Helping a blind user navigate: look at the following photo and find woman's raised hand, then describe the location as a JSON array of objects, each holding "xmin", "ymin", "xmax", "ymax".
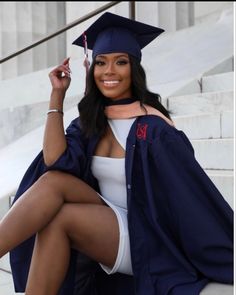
[{"xmin": 49, "ymin": 57, "xmax": 71, "ymax": 92}]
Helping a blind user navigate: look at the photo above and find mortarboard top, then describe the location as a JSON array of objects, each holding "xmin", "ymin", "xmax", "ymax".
[{"xmin": 72, "ymin": 12, "xmax": 164, "ymax": 61}]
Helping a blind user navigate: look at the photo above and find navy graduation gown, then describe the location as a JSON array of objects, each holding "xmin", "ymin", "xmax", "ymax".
[{"xmin": 10, "ymin": 115, "xmax": 233, "ymax": 295}]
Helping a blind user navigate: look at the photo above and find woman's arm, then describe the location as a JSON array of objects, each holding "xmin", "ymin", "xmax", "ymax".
[{"xmin": 43, "ymin": 58, "xmax": 71, "ymax": 166}]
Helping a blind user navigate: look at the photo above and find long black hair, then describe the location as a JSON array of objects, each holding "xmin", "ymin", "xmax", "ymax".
[{"xmin": 78, "ymin": 55, "xmax": 171, "ymax": 137}]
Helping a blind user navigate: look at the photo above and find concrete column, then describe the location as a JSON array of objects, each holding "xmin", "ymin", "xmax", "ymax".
[
  {"xmin": 16, "ymin": 2, "xmax": 33, "ymax": 75},
  {"xmin": 110, "ymin": 2, "xmax": 129, "ymax": 18},
  {"xmin": 135, "ymin": 2, "xmax": 159, "ymax": 26},
  {"xmin": 55, "ymin": 2, "xmax": 67, "ymax": 64},
  {"xmin": 0, "ymin": 2, "xmax": 3, "ymax": 80},
  {"xmin": 66, "ymin": 2, "xmax": 105, "ymax": 60},
  {"xmin": 1, "ymin": 2, "xmax": 67, "ymax": 79},
  {"xmin": 158, "ymin": 2, "xmax": 177, "ymax": 32},
  {"xmin": 46, "ymin": 2, "xmax": 66, "ymax": 68},
  {"xmin": 194, "ymin": 2, "xmax": 233, "ymax": 24},
  {"xmin": 32, "ymin": 2, "xmax": 47, "ymax": 71},
  {"xmin": 0, "ymin": 2, "xmax": 18, "ymax": 79},
  {"xmin": 176, "ymin": 2, "xmax": 195, "ymax": 29},
  {"xmin": 189, "ymin": 2, "xmax": 195, "ymax": 27}
]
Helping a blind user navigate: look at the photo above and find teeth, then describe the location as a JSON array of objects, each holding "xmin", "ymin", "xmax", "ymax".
[{"xmin": 103, "ymin": 80, "xmax": 119, "ymax": 85}]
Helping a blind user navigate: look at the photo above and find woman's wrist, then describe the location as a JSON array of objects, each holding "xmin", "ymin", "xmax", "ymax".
[
  {"xmin": 51, "ymin": 88, "xmax": 66, "ymax": 98},
  {"xmin": 49, "ymin": 88, "xmax": 65, "ymax": 110},
  {"xmin": 47, "ymin": 109, "xmax": 64, "ymax": 115}
]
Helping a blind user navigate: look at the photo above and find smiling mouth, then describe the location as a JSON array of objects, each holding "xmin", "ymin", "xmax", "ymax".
[{"xmin": 103, "ymin": 80, "xmax": 120, "ymax": 86}]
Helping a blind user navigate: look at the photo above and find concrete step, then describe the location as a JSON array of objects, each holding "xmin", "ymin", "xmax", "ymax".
[
  {"xmin": 0, "ymin": 270, "xmax": 16, "ymax": 295},
  {"xmin": 221, "ymin": 110, "xmax": 234, "ymax": 138},
  {"xmin": 203, "ymin": 56, "xmax": 234, "ymax": 76},
  {"xmin": 0, "ymin": 95, "xmax": 81, "ymax": 149},
  {"xmin": 202, "ymin": 71, "xmax": 234, "ymax": 92},
  {"xmin": 206, "ymin": 169, "xmax": 233, "ymax": 208},
  {"xmin": 173, "ymin": 110, "xmax": 233, "ymax": 139},
  {"xmin": 200, "ymin": 282, "xmax": 233, "ymax": 295},
  {"xmin": 0, "ymin": 254, "xmax": 11, "ymax": 273},
  {"xmin": 150, "ymin": 78, "xmax": 201, "ymax": 102},
  {"xmin": 150, "ymin": 57, "xmax": 233, "ymax": 103},
  {"xmin": 191, "ymin": 138, "xmax": 233, "ymax": 170},
  {"xmin": 168, "ymin": 90, "xmax": 233, "ymax": 116},
  {"xmin": 0, "ymin": 195, "xmax": 11, "ymax": 221},
  {"xmin": 0, "ymin": 255, "xmax": 18, "ymax": 295}
]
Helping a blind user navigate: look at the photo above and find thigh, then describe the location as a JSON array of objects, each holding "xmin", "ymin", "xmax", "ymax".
[
  {"xmin": 39, "ymin": 171, "xmax": 104, "ymax": 205},
  {"xmin": 55, "ymin": 203, "xmax": 119, "ymax": 268}
]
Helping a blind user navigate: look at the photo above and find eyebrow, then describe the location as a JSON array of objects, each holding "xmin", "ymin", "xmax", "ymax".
[{"xmin": 96, "ymin": 54, "xmax": 129, "ymax": 59}]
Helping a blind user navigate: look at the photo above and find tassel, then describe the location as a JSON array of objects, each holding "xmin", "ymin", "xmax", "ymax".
[{"xmin": 83, "ymin": 32, "xmax": 90, "ymax": 95}]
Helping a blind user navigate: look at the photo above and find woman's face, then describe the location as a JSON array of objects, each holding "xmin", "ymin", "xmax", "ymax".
[{"xmin": 94, "ymin": 52, "xmax": 132, "ymax": 100}]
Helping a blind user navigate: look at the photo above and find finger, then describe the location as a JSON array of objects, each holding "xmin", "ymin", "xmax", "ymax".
[
  {"xmin": 62, "ymin": 57, "xmax": 70, "ymax": 66},
  {"xmin": 62, "ymin": 65, "xmax": 72, "ymax": 76},
  {"xmin": 50, "ymin": 60, "xmax": 71, "ymax": 75},
  {"xmin": 63, "ymin": 58, "xmax": 73, "ymax": 74},
  {"xmin": 64, "ymin": 65, "xmax": 72, "ymax": 73},
  {"xmin": 61, "ymin": 62, "xmax": 72, "ymax": 74},
  {"xmin": 50, "ymin": 65, "xmax": 71, "ymax": 77}
]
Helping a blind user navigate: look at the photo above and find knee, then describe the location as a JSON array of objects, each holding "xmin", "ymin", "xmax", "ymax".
[
  {"xmin": 39, "ymin": 204, "xmax": 72, "ymax": 236},
  {"xmin": 37, "ymin": 171, "xmax": 66, "ymax": 191},
  {"xmin": 49, "ymin": 204, "xmax": 73, "ymax": 231},
  {"xmin": 39, "ymin": 170, "xmax": 64, "ymax": 183}
]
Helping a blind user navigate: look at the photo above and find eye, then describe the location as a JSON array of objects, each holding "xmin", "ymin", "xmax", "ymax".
[
  {"xmin": 95, "ymin": 60, "xmax": 105, "ymax": 66},
  {"xmin": 117, "ymin": 59, "xmax": 129, "ymax": 65}
]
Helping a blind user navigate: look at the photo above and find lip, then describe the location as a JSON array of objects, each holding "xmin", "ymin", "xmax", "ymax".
[{"xmin": 102, "ymin": 80, "xmax": 120, "ymax": 87}]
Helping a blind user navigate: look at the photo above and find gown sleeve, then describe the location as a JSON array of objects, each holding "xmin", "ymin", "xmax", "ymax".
[
  {"xmin": 149, "ymin": 124, "xmax": 233, "ymax": 284},
  {"xmin": 45, "ymin": 117, "xmax": 87, "ymax": 176},
  {"xmin": 13, "ymin": 117, "xmax": 87, "ymax": 202}
]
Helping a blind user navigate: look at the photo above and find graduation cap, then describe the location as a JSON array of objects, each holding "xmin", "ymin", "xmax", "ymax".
[{"xmin": 72, "ymin": 12, "xmax": 164, "ymax": 62}]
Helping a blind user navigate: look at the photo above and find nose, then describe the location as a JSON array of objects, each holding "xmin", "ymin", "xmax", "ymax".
[{"xmin": 104, "ymin": 61, "xmax": 115, "ymax": 75}]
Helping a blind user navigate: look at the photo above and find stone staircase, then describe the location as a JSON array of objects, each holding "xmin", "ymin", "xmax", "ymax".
[{"xmin": 170, "ymin": 71, "xmax": 234, "ymax": 209}]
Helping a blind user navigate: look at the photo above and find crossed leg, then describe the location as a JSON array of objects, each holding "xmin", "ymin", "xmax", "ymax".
[{"xmin": 0, "ymin": 171, "xmax": 119, "ymax": 295}]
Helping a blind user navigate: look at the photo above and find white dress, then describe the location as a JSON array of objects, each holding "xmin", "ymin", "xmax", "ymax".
[{"xmin": 91, "ymin": 118, "xmax": 135, "ymax": 275}]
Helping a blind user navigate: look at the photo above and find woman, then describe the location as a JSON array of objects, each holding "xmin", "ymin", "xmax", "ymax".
[{"xmin": 0, "ymin": 12, "xmax": 233, "ymax": 295}]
